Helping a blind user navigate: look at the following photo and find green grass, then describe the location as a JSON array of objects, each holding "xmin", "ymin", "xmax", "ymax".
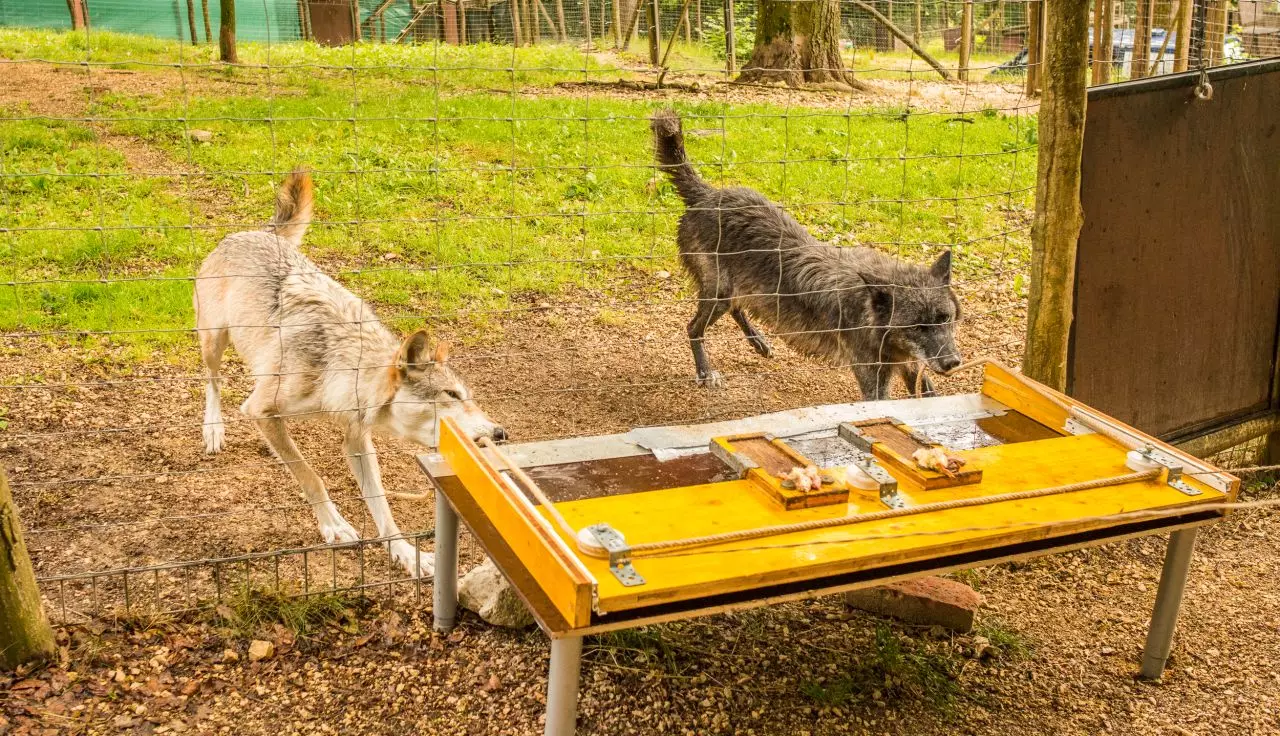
[
  {"xmin": 1, "ymin": 28, "xmax": 1035, "ymax": 358},
  {"xmin": 801, "ymin": 622, "xmax": 962, "ymax": 711},
  {"xmin": 214, "ymin": 589, "xmax": 363, "ymax": 637}
]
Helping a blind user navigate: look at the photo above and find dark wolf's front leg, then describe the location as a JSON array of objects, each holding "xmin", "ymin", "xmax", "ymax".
[
  {"xmin": 687, "ymin": 298, "xmax": 730, "ymax": 387},
  {"xmin": 901, "ymin": 363, "xmax": 937, "ymax": 397},
  {"xmin": 731, "ymin": 308, "xmax": 774, "ymax": 358},
  {"xmin": 853, "ymin": 363, "xmax": 894, "ymax": 402}
]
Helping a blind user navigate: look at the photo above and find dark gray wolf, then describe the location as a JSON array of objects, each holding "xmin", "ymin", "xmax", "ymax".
[
  {"xmin": 650, "ymin": 109, "xmax": 962, "ymax": 400},
  {"xmin": 194, "ymin": 170, "xmax": 504, "ymax": 577}
]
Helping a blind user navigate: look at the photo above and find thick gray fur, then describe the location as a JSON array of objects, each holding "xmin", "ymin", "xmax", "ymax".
[{"xmin": 650, "ymin": 109, "xmax": 963, "ymax": 400}]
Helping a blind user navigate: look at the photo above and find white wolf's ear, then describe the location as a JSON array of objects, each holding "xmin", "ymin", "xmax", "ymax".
[
  {"xmin": 432, "ymin": 341, "xmax": 451, "ymax": 363},
  {"xmin": 397, "ymin": 330, "xmax": 432, "ymax": 374},
  {"xmin": 930, "ymin": 249, "xmax": 952, "ymax": 285}
]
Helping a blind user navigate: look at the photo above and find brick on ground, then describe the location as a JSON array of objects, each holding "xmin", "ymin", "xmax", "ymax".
[{"xmin": 843, "ymin": 576, "xmax": 983, "ymax": 632}]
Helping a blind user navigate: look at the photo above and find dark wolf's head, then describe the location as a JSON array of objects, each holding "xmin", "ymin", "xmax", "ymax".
[{"xmin": 858, "ymin": 250, "xmax": 963, "ymax": 374}]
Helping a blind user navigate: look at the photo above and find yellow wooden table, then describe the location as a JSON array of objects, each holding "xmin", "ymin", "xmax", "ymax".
[{"xmin": 419, "ymin": 364, "xmax": 1236, "ymax": 736}]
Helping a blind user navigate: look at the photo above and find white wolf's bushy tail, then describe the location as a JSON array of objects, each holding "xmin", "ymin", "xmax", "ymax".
[{"xmin": 268, "ymin": 169, "xmax": 313, "ymax": 244}]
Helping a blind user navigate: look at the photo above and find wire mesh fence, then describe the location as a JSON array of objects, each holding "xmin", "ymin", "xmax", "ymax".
[{"xmin": 0, "ymin": 1, "xmax": 1275, "ymax": 628}]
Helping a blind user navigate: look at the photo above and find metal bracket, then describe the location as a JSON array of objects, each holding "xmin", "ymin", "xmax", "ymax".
[
  {"xmin": 709, "ymin": 439, "xmax": 760, "ymax": 478},
  {"xmin": 855, "ymin": 453, "xmax": 906, "ymax": 509},
  {"xmin": 586, "ymin": 523, "xmax": 646, "ymax": 587},
  {"xmin": 1136, "ymin": 446, "xmax": 1202, "ymax": 497},
  {"xmin": 1064, "ymin": 417, "xmax": 1096, "ymax": 436},
  {"xmin": 837, "ymin": 422, "xmax": 875, "ymax": 452}
]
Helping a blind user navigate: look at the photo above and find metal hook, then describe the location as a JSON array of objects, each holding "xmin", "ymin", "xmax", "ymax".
[{"xmin": 1194, "ymin": 67, "xmax": 1214, "ymax": 101}]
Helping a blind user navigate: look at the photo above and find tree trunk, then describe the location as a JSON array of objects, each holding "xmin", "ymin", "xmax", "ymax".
[
  {"xmin": 66, "ymin": 0, "xmax": 87, "ymax": 30},
  {"xmin": 1173, "ymin": 0, "xmax": 1192, "ymax": 72},
  {"xmin": 958, "ymin": 0, "xmax": 972, "ymax": 81},
  {"xmin": 738, "ymin": 0, "xmax": 863, "ymax": 89},
  {"xmin": 912, "ymin": 0, "xmax": 920, "ymax": 43},
  {"xmin": 612, "ymin": 0, "xmax": 623, "ymax": 46},
  {"xmin": 186, "ymin": 0, "xmax": 199, "ymax": 44},
  {"xmin": 1023, "ymin": 0, "xmax": 1089, "ymax": 391},
  {"xmin": 511, "ymin": 0, "xmax": 524, "ymax": 45},
  {"xmin": 0, "ymin": 468, "xmax": 56, "ymax": 671},
  {"xmin": 554, "ymin": 0, "xmax": 568, "ymax": 41},
  {"xmin": 1203, "ymin": 0, "xmax": 1226, "ymax": 66},
  {"xmin": 583, "ymin": 0, "xmax": 592, "ymax": 47},
  {"xmin": 1131, "ymin": 0, "xmax": 1152, "ymax": 78},
  {"xmin": 203, "ymin": 0, "xmax": 214, "ymax": 42},
  {"xmin": 219, "ymin": 0, "xmax": 238, "ymax": 63}
]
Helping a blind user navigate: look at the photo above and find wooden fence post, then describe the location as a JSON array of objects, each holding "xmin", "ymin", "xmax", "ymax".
[
  {"xmin": 958, "ymin": 0, "xmax": 972, "ymax": 81},
  {"xmin": 1, "ymin": 467, "xmax": 56, "ymax": 671},
  {"xmin": 1173, "ymin": 0, "xmax": 1192, "ymax": 72},
  {"xmin": 583, "ymin": 0, "xmax": 593, "ymax": 47},
  {"xmin": 219, "ymin": 0, "xmax": 238, "ymax": 62},
  {"xmin": 724, "ymin": 0, "xmax": 736, "ymax": 76},
  {"xmin": 1022, "ymin": 0, "xmax": 1089, "ymax": 390},
  {"xmin": 647, "ymin": 0, "xmax": 660, "ymax": 65},
  {"xmin": 1025, "ymin": 0, "xmax": 1041, "ymax": 96}
]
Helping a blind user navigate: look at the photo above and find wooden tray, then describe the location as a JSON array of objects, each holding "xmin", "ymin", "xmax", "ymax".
[
  {"xmin": 839, "ymin": 418, "xmax": 982, "ymax": 490},
  {"xmin": 710, "ymin": 433, "xmax": 850, "ymax": 510}
]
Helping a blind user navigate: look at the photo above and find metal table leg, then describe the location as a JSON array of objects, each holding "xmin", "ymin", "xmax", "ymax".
[
  {"xmin": 433, "ymin": 489, "xmax": 459, "ymax": 634},
  {"xmin": 544, "ymin": 635, "xmax": 583, "ymax": 736},
  {"xmin": 1139, "ymin": 528, "xmax": 1198, "ymax": 680}
]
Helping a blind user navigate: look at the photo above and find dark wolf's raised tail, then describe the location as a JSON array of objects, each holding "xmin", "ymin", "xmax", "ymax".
[
  {"xmin": 268, "ymin": 168, "xmax": 313, "ymax": 245},
  {"xmin": 650, "ymin": 110, "xmax": 713, "ymax": 204}
]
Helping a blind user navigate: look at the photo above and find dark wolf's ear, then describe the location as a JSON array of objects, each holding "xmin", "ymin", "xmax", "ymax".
[
  {"xmin": 929, "ymin": 249, "xmax": 952, "ymax": 285},
  {"xmin": 858, "ymin": 272, "xmax": 897, "ymax": 322},
  {"xmin": 397, "ymin": 330, "xmax": 432, "ymax": 374}
]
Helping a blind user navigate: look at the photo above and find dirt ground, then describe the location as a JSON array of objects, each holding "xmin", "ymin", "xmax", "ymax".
[{"xmin": 3, "ymin": 55, "xmax": 1279, "ymax": 736}]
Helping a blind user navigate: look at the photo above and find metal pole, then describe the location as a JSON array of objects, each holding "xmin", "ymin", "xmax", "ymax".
[
  {"xmin": 1139, "ymin": 528, "xmax": 1198, "ymax": 680},
  {"xmin": 432, "ymin": 489, "xmax": 459, "ymax": 633},
  {"xmin": 544, "ymin": 636, "xmax": 584, "ymax": 736}
]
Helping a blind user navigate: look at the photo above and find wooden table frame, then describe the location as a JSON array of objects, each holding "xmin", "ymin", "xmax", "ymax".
[{"xmin": 420, "ymin": 365, "xmax": 1235, "ymax": 735}]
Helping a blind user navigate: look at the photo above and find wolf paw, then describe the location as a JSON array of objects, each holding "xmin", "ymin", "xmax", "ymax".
[
  {"xmin": 319, "ymin": 520, "xmax": 361, "ymax": 545},
  {"xmin": 697, "ymin": 370, "xmax": 725, "ymax": 389},
  {"xmin": 203, "ymin": 423, "xmax": 225, "ymax": 455},
  {"xmin": 390, "ymin": 542, "xmax": 435, "ymax": 579},
  {"xmin": 750, "ymin": 339, "xmax": 774, "ymax": 358}
]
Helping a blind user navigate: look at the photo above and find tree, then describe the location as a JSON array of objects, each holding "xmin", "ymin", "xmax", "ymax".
[
  {"xmin": 219, "ymin": 0, "xmax": 238, "ymax": 63},
  {"xmin": 1, "ymin": 467, "xmax": 56, "ymax": 670},
  {"xmin": 738, "ymin": 0, "xmax": 865, "ymax": 89}
]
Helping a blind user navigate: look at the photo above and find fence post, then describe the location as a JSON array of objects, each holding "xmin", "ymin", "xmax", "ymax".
[
  {"xmin": 1022, "ymin": 0, "xmax": 1089, "ymax": 390},
  {"xmin": 219, "ymin": 0, "xmax": 238, "ymax": 62},
  {"xmin": 583, "ymin": 0, "xmax": 593, "ymax": 48},
  {"xmin": 1, "ymin": 467, "xmax": 56, "ymax": 670},
  {"xmin": 1025, "ymin": 0, "xmax": 1041, "ymax": 96},
  {"xmin": 647, "ymin": 0, "xmax": 660, "ymax": 65},
  {"xmin": 958, "ymin": 0, "xmax": 972, "ymax": 81},
  {"xmin": 724, "ymin": 0, "xmax": 736, "ymax": 76}
]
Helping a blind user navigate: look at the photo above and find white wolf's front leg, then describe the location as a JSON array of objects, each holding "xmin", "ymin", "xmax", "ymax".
[{"xmin": 344, "ymin": 430, "xmax": 435, "ymax": 578}]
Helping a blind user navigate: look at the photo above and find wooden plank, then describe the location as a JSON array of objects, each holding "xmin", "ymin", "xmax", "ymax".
[
  {"xmin": 438, "ymin": 419, "xmax": 595, "ymax": 628},
  {"xmin": 573, "ymin": 514, "xmax": 1217, "ymax": 635},
  {"xmin": 546, "ymin": 432, "xmax": 1227, "ymax": 613},
  {"xmin": 981, "ymin": 362, "xmax": 1070, "ymax": 432}
]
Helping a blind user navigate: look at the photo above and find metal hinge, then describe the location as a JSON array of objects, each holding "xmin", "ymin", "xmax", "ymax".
[
  {"xmin": 1136, "ymin": 445, "xmax": 1202, "ymax": 497},
  {"xmin": 585, "ymin": 523, "xmax": 646, "ymax": 587}
]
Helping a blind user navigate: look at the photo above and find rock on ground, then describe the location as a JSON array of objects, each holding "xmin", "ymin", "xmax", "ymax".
[
  {"xmin": 844, "ymin": 575, "xmax": 984, "ymax": 632},
  {"xmin": 458, "ymin": 559, "xmax": 535, "ymax": 629}
]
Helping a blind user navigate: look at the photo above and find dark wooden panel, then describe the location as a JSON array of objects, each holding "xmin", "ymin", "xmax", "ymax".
[
  {"xmin": 307, "ymin": 0, "xmax": 355, "ymax": 46},
  {"xmin": 1069, "ymin": 60, "xmax": 1280, "ymax": 440}
]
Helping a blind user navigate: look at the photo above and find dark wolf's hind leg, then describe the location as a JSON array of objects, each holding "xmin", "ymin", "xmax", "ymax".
[
  {"xmin": 731, "ymin": 308, "xmax": 774, "ymax": 358},
  {"xmin": 901, "ymin": 363, "xmax": 937, "ymax": 397},
  {"xmin": 687, "ymin": 297, "xmax": 730, "ymax": 388}
]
